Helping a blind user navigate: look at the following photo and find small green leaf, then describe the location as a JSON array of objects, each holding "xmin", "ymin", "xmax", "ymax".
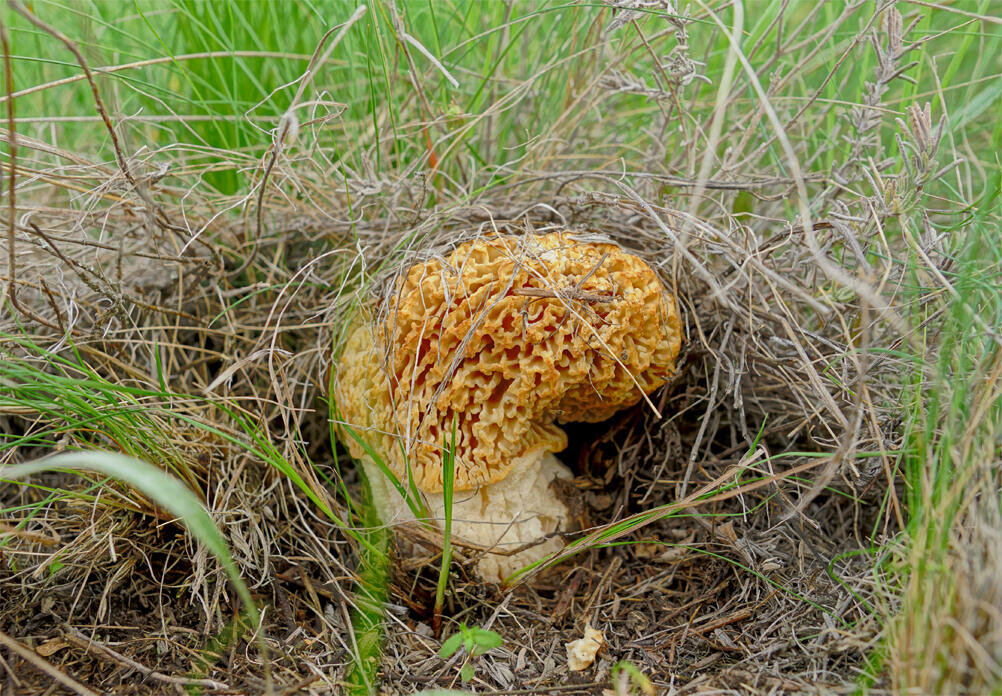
[
  {"xmin": 469, "ymin": 627, "xmax": 503, "ymax": 653},
  {"xmin": 460, "ymin": 663, "xmax": 474, "ymax": 682},
  {"xmin": 440, "ymin": 632, "xmax": 464, "ymax": 659},
  {"xmin": 611, "ymin": 660, "xmax": 655, "ymax": 696}
]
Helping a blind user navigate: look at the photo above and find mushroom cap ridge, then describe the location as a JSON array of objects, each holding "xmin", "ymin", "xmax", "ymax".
[{"xmin": 335, "ymin": 232, "xmax": 682, "ymax": 493}]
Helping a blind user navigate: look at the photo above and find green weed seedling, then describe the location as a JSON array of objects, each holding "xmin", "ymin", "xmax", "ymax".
[
  {"xmin": 610, "ymin": 660, "xmax": 655, "ymax": 696},
  {"xmin": 439, "ymin": 623, "xmax": 504, "ymax": 683}
]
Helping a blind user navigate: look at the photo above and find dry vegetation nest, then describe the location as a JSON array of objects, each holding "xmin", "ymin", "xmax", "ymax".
[{"xmin": 2, "ymin": 176, "xmax": 904, "ymax": 691}]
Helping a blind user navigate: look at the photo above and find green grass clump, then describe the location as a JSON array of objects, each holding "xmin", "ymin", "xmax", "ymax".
[
  {"xmin": 880, "ymin": 173, "xmax": 1002, "ymax": 693},
  {"xmin": 344, "ymin": 466, "xmax": 391, "ymax": 696},
  {"xmin": 0, "ymin": 450, "xmax": 263, "ymax": 652}
]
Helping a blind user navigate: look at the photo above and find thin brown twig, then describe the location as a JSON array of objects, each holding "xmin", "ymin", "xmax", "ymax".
[
  {"xmin": 1, "ymin": 21, "xmax": 59, "ymax": 331},
  {"xmin": 511, "ymin": 287, "xmax": 615, "ymax": 303},
  {"xmin": 234, "ymin": 6, "xmax": 365, "ymax": 278},
  {"xmin": 0, "ymin": 628, "xmax": 100, "ymax": 696},
  {"xmin": 0, "ymin": 50, "xmax": 319, "ymax": 104},
  {"xmin": 61, "ymin": 628, "xmax": 231, "ymax": 691},
  {"xmin": 8, "ymin": 2, "xmax": 149, "ymax": 213}
]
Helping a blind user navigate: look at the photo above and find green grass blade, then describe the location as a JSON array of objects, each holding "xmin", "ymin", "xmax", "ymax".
[{"xmin": 433, "ymin": 414, "xmax": 458, "ymax": 634}]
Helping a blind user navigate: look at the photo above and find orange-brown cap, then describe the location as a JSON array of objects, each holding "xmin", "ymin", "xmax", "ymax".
[{"xmin": 334, "ymin": 232, "xmax": 682, "ymax": 493}]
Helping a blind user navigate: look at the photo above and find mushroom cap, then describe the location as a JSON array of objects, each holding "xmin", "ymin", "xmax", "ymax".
[{"xmin": 334, "ymin": 231, "xmax": 682, "ymax": 494}]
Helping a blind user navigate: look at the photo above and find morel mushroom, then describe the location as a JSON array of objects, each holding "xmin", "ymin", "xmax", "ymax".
[{"xmin": 334, "ymin": 232, "xmax": 682, "ymax": 581}]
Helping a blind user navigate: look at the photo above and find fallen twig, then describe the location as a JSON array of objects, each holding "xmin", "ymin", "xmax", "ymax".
[
  {"xmin": 62, "ymin": 627, "xmax": 231, "ymax": 691},
  {"xmin": 0, "ymin": 628, "xmax": 100, "ymax": 696}
]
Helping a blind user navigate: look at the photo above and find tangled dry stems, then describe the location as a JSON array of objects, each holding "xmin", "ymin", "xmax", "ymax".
[
  {"xmin": 0, "ymin": 169, "xmax": 910, "ymax": 692},
  {"xmin": 1, "ymin": 1, "xmax": 993, "ymax": 693}
]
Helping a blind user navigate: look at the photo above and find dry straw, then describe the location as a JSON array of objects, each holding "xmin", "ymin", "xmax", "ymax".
[{"xmin": 1, "ymin": 0, "xmax": 986, "ymax": 692}]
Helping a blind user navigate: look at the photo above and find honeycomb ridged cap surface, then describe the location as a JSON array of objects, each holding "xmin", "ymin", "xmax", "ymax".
[{"xmin": 335, "ymin": 232, "xmax": 682, "ymax": 493}]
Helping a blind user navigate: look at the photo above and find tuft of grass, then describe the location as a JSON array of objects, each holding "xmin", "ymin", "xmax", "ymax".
[
  {"xmin": 344, "ymin": 464, "xmax": 391, "ymax": 696},
  {"xmin": 0, "ymin": 332, "xmax": 352, "ymax": 535},
  {"xmin": 880, "ymin": 172, "xmax": 1002, "ymax": 693},
  {"xmin": 0, "ymin": 450, "xmax": 263, "ymax": 656}
]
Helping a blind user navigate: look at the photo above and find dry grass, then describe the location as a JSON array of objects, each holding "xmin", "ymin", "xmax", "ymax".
[{"xmin": 1, "ymin": 1, "xmax": 999, "ymax": 694}]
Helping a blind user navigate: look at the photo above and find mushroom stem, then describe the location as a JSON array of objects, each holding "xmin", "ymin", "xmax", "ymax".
[{"xmin": 361, "ymin": 451, "xmax": 572, "ymax": 582}]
